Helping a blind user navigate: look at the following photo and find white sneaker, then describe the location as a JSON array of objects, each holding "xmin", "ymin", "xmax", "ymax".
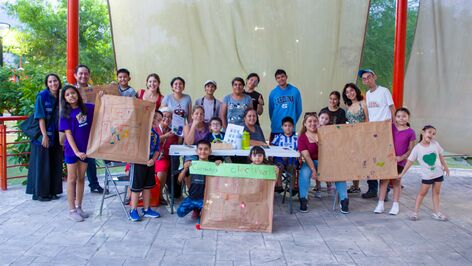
[
  {"xmin": 389, "ymin": 202, "xmax": 399, "ymax": 215},
  {"xmin": 374, "ymin": 201, "xmax": 384, "ymax": 213},
  {"xmin": 68, "ymin": 210, "xmax": 84, "ymax": 222},
  {"xmin": 75, "ymin": 206, "xmax": 89, "ymax": 218}
]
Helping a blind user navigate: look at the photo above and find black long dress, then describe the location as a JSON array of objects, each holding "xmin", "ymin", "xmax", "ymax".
[{"xmin": 26, "ymin": 89, "xmax": 63, "ymax": 198}]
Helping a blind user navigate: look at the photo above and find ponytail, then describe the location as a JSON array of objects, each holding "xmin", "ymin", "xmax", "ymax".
[{"xmin": 419, "ymin": 125, "xmax": 436, "ymax": 142}]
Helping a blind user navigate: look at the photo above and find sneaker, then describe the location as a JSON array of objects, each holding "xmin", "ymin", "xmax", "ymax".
[
  {"xmin": 300, "ymin": 198, "xmax": 308, "ymax": 213},
  {"xmin": 129, "ymin": 209, "xmax": 142, "ymax": 221},
  {"xmin": 362, "ymin": 190, "xmax": 377, "ymax": 199},
  {"xmin": 389, "ymin": 202, "xmax": 399, "ymax": 215},
  {"xmin": 340, "ymin": 198, "xmax": 349, "ymax": 214},
  {"xmin": 69, "ymin": 210, "xmax": 84, "ymax": 222},
  {"xmin": 374, "ymin": 201, "xmax": 384, "ymax": 213},
  {"xmin": 191, "ymin": 209, "xmax": 201, "ymax": 220},
  {"xmin": 432, "ymin": 212, "xmax": 448, "ymax": 221},
  {"xmin": 347, "ymin": 186, "xmax": 361, "ymax": 193},
  {"xmin": 409, "ymin": 212, "xmax": 418, "ymax": 221},
  {"xmin": 314, "ymin": 191, "xmax": 322, "ymax": 198},
  {"xmin": 75, "ymin": 206, "xmax": 89, "ymax": 218},
  {"xmin": 90, "ymin": 186, "xmax": 104, "ymax": 194},
  {"xmin": 142, "ymin": 208, "xmax": 160, "ymax": 218}
]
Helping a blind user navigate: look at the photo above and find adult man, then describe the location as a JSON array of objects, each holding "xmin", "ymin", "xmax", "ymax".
[
  {"xmin": 268, "ymin": 69, "xmax": 302, "ymax": 141},
  {"xmin": 74, "ymin": 64, "xmax": 105, "ymax": 193},
  {"xmin": 359, "ymin": 68, "xmax": 395, "ymax": 199}
]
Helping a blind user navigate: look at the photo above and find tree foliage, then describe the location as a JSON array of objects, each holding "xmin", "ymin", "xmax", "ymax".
[
  {"xmin": 359, "ymin": 0, "xmax": 419, "ymax": 90},
  {"xmin": 4, "ymin": 0, "xmax": 115, "ymax": 84}
]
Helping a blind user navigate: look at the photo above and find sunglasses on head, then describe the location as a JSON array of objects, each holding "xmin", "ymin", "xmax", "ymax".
[{"xmin": 304, "ymin": 112, "xmax": 317, "ymax": 118}]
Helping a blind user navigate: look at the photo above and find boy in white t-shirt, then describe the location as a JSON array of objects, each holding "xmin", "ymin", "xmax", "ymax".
[
  {"xmin": 359, "ymin": 68, "xmax": 396, "ymax": 199},
  {"xmin": 398, "ymin": 125, "xmax": 449, "ymax": 221}
]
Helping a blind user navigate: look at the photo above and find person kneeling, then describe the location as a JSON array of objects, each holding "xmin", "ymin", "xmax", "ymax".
[{"xmin": 177, "ymin": 140, "xmax": 220, "ymax": 219}]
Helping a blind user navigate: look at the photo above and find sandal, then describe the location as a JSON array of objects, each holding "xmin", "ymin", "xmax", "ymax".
[
  {"xmin": 409, "ymin": 212, "xmax": 418, "ymax": 221},
  {"xmin": 432, "ymin": 212, "xmax": 448, "ymax": 221}
]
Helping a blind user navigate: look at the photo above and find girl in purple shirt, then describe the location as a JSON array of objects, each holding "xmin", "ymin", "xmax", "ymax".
[
  {"xmin": 374, "ymin": 107, "xmax": 416, "ymax": 215},
  {"xmin": 59, "ymin": 85, "xmax": 95, "ymax": 222}
]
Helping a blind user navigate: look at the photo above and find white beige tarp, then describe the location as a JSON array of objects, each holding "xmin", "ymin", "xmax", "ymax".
[
  {"xmin": 405, "ymin": 0, "xmax": 472, "ymax": 154},
  {"xmin": 108, "ymin": 0, "xmax": 370, "ymax": 132}
]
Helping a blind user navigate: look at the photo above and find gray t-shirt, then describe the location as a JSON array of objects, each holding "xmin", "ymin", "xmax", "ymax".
[
  {"xmin": 194, "ymin": 97, "xmax": 222, "ymax": 123},
  {"xmin": 118, "ymin": 86, "xmax": 136, "ymax": 97},
  {"xmin": 222, "ymin": 94, "xmax": 252, "ymax": 126},
  {"xmin": 244, "ymin": 124, "xmax": 265, "ymax": 142},
  {"xmin": 162, "ymin": 94, "xmax": 192, "ymax": 120}
]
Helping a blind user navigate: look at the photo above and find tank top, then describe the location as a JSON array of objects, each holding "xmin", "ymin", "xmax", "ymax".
[
  {"xmin": 138, "ymin": 89, "xmax": 163, "ymax": 111},
  {"xmin": 346, "ymin": 102, "xmax": 366, "ymax": 124}
]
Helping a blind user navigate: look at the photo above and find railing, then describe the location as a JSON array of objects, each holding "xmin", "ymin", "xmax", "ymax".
[{"xmin": 0, "ymin": 116, "xmax": 29, "ymax": 190}]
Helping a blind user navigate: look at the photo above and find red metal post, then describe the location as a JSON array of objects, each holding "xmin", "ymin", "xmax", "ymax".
[
  {"xmin": 392, "ymin": 0, "xmax": 408, "ymax": 108},
  {"xmin": 0, "ymin": 124, "xmax": 7, "ymax": 190},
  {"xmin": 67, "ymin": 0, "xmax": 79, "ymax": 84}
]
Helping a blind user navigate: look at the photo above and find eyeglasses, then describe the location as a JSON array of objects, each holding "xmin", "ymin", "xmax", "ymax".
[{"xmin": 304, "ymin": 112, "xmax": 317, "ymax": 118}]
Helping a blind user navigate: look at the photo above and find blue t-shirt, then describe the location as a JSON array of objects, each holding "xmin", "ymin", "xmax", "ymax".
[
  {"xmin": 59, "ymin": 103, "xmax": 94, "ymax": 158},
  {"xmin": 149, "ymin": 128, "xmax": 160, "ymax": 159},
  {"xmin": 268, "ymin": 84, "xmax": 302, "ymax": 133},
  {"xmin": 118, "ymin": 85, "xmax": 136, "ymax": 97},
  {"xmin": 222, "ymin": 94, "xmax": 252, "ymax": 126},
  {"xmin": 33, "ymin": 89, "xmax": 59, "ymax": 145}
]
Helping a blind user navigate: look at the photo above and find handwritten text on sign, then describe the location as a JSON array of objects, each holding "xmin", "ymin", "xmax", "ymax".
[{"xmin": 190, "ymin": 161, "xmax": 276, "ymax": 180}]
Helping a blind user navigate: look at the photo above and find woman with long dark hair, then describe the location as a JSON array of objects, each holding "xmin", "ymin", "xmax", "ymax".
[{"xmin": 26, "ymin": 74, "xmax": 63, "ymax": 201}]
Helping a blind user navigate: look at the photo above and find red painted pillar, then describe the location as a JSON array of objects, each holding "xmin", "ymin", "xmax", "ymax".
[
  {"xmin": 392, "ymin": 0, "xmax": 408, "ymax": 108},
  {"xmin": 67, "ymin": 0, "xmax": 79, "ymax": 84}
]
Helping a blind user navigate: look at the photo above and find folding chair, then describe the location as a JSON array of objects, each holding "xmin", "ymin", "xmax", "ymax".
[{"xmin": 99, "ymin": 161, "xmax": 130, "ymax": 219}]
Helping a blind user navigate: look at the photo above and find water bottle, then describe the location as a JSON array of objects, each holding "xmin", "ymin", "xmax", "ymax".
[
  {"xmin": 242, "ymin": 131, "xmax": 250, "ymax": 150},
  {"xmin": 235, "ymin": 132, "xmax": 242, "ymax": 150}
]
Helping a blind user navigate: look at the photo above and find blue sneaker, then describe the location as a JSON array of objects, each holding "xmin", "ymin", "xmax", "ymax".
[
  {"xmin": 142, "ymin": 208, "xmax": 161, "ymax": 218},
  {"xmin": 129, "ymin": 209, "xmax": 141, "ymax": 222}
]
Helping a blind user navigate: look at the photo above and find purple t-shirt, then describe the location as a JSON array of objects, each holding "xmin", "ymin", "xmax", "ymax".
[
  {"xmin": 392, "ymin": 123, "xmax": 416, "ymax": 166},
  {"xmin": 59, "ymin": 103, "xmax": 95, "ymax": 158}
]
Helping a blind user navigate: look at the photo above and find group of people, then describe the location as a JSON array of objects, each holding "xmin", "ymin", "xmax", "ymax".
[{"xmin": 25, "ymin": 65, "xmax": 450, "ymax": 223}]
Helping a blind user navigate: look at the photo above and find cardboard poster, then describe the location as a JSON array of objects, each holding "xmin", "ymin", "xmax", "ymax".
[
  {"xmin": 200, "ymin": 175, "xmax": 275, "ymax": 233},
  {"xmin": 317, "ymin": 121, "xmax": 397, "ymax": 182},
  {"xmin": 86, "ymin": 95, "xmax": 155, "ymax": 164},
  {"xmin": 79, "ymin": 84, "xmax": 120, "ymax": 104},
  {"xmin": 190, "ymin": 161, "xmax": 276, "ymax": 180}
]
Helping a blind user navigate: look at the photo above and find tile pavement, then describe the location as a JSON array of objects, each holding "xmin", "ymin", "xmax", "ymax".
[{"xmin": 0, "ymin": 167, "xmax": 471, "ymax": 265}]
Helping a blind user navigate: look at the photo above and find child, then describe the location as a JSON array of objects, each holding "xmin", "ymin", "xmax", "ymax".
[
  {"xmin": 194, "ymin": 80, "xmax": 222, "ymax": 123},
  {"xmin": 249, "ymin": 146, "xmax": 279, "ymax": 179},
  {"xmin": 271, "ymin": 116, "xmax": 298, "ymax": 193},
  {"xmin": 317, "ymin": 110, "xmax": 349, "ymax": 213},
  {"xmin": 374, "ymin": 108, "xmax": 416, "ymax": 215},
  {"xmin": 398, "ymin": 125, "xmax": 450, "ymax": 221},
  {"xmin": 205, "ymin": 117, "xmax": 225, "ymax": 143},
  {"xmin": 116, "ymin": 68, "xmax": 136, "ymax": 97},
  {"xmin": 128, "ymin": 111, "xmax": 162, "ymax": 221},
  {"xmin": 313, "ymin": 111, "xmax": 333, "ymax": 198},
  {"xmin": 177, "ymin": 140, "xmax": 218, "ymax": 220},
  {"xmin": 59, "ymin": 85, "xmax": 95, "ymax": 222}
]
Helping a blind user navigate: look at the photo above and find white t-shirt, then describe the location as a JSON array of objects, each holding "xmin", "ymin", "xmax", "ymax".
[
  {"xmin": 366, "ymin": 85, "xmax": 394, "ymax": 122},
  {"xmin": 407, "ymin": 140, "xmax": 445, "ymax": 180}
]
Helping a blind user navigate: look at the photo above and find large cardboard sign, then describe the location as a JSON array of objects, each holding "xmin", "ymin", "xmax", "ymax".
[
  {"xmin": 200, "ymin": 176, "xmax": 275, "ymax": 233},
  {"xmin": 317, "ymin": 121, "xmax": 397, "ymax": 182},
  {"xmin": 86, "ymin": 95, "xmax": 154, "ymax": 164}
]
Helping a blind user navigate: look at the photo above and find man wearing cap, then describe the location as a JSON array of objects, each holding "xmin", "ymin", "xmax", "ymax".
[
  {"xmin": 194, "ymin": 80, "xmax": 222, "ymax": 123},
  {"xmin": 359, "ymin": 69, "xmax": 396, "ymax": 199}
]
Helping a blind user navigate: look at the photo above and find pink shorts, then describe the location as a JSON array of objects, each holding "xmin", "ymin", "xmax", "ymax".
[{"xmin": 155, "ymin": 159, "xmax": 169, "ymax": 173}]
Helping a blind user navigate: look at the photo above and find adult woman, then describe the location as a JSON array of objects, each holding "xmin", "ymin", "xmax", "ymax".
[
  {"xmin": 161, "ymin": 77, "xmax": 192, "ymax": 136},
  {"xmin": 244, "ymin": 73, "xmax": 264, "ymax": 125},
  {"xmin": 155, "ymin": 107, "xmax": 180, "ymax": 204},
  {"xmin": 298, "ymin": 113, "xmax": 319, "ymax": 212},
  {"xmin": 243, "ymin": 109, "xmax": 267, "ymax": 146},
  {"xmin": 137, "ymin": 73, "xmax": 164, "ymax": 110},
  {"xmin": 342, "ymin": 83, "xmax": 369, "ymax": 193},
  {"xmin": 220, "ymin": 77, "xmax": 253, "ymax": 128},
  {"xmin": 183, "ymin": 106, "xmax": 209, "ymax": 145},
  {"xmin": 26, "ymin": 74, "xmax": 63, "ymax": 201},
  {"xmin": 319, "ymin": 91, "xmax": 347, "ymax": 125}
]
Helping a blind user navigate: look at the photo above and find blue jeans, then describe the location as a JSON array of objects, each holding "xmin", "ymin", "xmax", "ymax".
[
  {"xmin": 86, "ymin": 158, "xmax": 99, "ymax": 189},
  {"xmin": 335, "ymin": 181, "xmax": 348, "ymax": 200},
  {"xmin": 177, "ymin": 197, "xmax": 203, "ymax": 217},
  {"xmin": 299, "ymin": 160, "xmax": 318, "ymax": 199}
]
